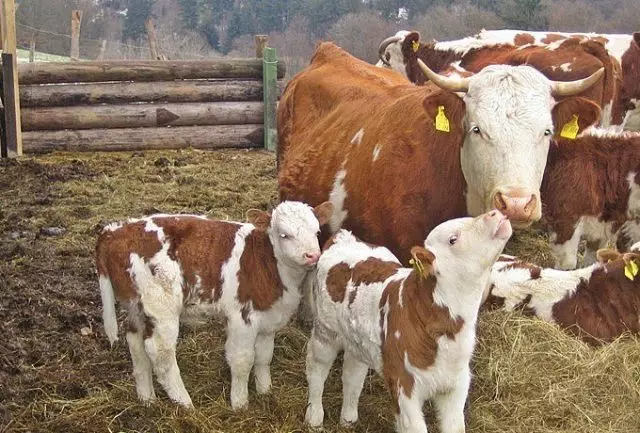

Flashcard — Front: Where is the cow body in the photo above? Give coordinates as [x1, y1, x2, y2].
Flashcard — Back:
[541, 126, 640, 269]
[485, 252, 640, 345]
[96, 201, 332, 408]
[306, 212, 512, 433]
[279, 42, 601, 264]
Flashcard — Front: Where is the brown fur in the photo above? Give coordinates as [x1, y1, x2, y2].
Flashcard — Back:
[514, 32, 536, 45]
[614, 33, 640, 126]
[501, 261, 542, 280]
[541, 33, 566, 44]
[326, 262, 351, 303]
[352, 257, 401, 286]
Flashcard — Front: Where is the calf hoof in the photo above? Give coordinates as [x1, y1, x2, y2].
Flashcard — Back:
[254, 372, 272, 395]
[304, 404, 324, 428]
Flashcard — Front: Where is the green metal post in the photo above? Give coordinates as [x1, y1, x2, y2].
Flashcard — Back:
[263, 47, 277, 152]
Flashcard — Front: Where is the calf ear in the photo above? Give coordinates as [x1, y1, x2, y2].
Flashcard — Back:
[246, 209, 271, 231]
[596, 248, 621, 263]
[409, 246, 435, 278]
[401, 31, 421, 57]
[313, 201, 334, 226]
[551, 97, 601, 139]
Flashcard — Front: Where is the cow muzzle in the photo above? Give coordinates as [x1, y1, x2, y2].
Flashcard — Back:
[491, 189, 540, 227]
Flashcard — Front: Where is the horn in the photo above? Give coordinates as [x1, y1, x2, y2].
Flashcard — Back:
[378, 35, 402, 66]
[417, 59, 470, 92]
[550, 67, 604, 97]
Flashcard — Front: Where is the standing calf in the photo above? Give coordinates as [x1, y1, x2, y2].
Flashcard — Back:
[306, 211, 512, 433]
[96, 201, 333, 408]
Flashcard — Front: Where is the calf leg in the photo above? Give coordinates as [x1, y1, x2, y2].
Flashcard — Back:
[144, 317, 193, 407]
[433, 369, 470, 433]
[254, 332, 275, 394]
[395, 389, 428, 433]
[339, 349, 369, 426]
[549, 221, 583, 270]
[305, 326, 341, 427]
[126, 329, 155, 404]
[225, 323, 257, 409]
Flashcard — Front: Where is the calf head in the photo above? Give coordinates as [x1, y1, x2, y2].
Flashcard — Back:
[418, 60, 604, 228]
[247, 201, 333, 269]
[620, 33, 640, 130]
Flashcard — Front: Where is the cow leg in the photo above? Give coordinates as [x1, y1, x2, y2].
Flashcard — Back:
[305, 326, 341, 427]
[584, 239, 607, 266]
[144, 317, 193, 407]
[225, 322, 257, 410]
[549, 220, 583, 270]
[254, 332, 275, 394]
[339, 349, 369, 426]
[433, 369, 470, 433]
[126, 328, 155, 404]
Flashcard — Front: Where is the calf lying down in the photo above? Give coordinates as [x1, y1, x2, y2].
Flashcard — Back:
[484, 248, 640, 345]
[306, 211, 512, 433]
[96, 200, 333, 408]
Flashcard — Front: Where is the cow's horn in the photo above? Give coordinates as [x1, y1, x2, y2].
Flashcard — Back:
[378, 35, 403, 66]
[550, 67, 604, 97]
[417, 59, 470, 92]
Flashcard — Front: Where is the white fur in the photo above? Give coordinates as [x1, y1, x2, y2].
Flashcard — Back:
[376, 30, 411, 77]
[372, 143, 383, 161]
[99, 275, 119, 345]
[329, 167, 349, 233]
[549, 219, 584, 270]
[623, 99, 640, 132]
[306, 213, 510, 433]
[351, 128, 365, 145]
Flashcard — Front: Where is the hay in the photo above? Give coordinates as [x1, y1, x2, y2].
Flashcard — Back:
[1, 149, 638, 433]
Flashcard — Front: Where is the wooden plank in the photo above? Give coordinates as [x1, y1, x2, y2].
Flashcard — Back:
[1, 0, 22, 156]
[11, 59, 287, 85]
[19, 79, 273, 107]
[70, 10, 82, 61]
[145, 18, 160, 60]
[21, 101, 264, 130]
[263, 47, 277, 152]
[22, 124, 264, 153]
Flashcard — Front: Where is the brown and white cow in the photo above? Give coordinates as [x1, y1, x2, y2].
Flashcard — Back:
[377, 31, 620, 127]
[540, 100, 640, 269]
[476, 29, 640, 131]
[279, 42, 602, 264]
[96, 200, 333, 408]
[484, 251, 640, 345]
[306, 211, 512, 432]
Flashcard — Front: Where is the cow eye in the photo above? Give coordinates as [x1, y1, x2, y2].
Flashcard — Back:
[449, 235, 458, 245]
[280, 233, 288, 239]
[472, 126, 480, 134]
[544, 128, 552, 136]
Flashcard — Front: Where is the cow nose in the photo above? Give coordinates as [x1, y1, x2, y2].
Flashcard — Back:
[303, 251, 321, 265]
[492, 192, 537, 223]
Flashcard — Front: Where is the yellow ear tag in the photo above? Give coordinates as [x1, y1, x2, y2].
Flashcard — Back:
[624, 259, 638, 280]
[409, 256, 426, 280]
[412, 40, 420, 53]
[435, 105, 450, 133]
[560, 114, 579, 139]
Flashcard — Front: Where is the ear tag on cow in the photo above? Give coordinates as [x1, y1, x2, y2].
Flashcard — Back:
[409, 255, 427, 280]
[624, 259, 638, 280]
[412, 40, 420, 53]
[560, 114, 579, 139]
[435, 105, 450, 133]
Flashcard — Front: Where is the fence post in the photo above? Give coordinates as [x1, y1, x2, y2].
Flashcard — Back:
[1, 0, 23, 157]
[255, 35, 267, 58]
[29, 39, 35, 62]
[262, 46, 277, 153]
[97, 39, 107, 60]
[145, 18, 160, 60]
[70, 10, 82, 61]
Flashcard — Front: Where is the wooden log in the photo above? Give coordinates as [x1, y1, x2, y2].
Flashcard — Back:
[19, 79, 277, 107]
[70, 10, 82, 61]
[22, 124, 263, 153]
[22, 101, 264, 130]
[12, 59, 286, 85]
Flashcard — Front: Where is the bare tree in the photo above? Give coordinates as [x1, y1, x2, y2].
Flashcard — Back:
[545, 0, 608, 32]
[412, 2, 504, 42]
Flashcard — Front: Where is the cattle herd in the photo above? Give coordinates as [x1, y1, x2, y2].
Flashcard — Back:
[96, 28, 640, 433]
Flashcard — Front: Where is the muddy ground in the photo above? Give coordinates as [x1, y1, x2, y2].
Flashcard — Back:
[1, 149, 638, 433]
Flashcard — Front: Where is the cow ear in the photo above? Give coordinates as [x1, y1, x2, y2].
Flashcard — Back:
[401, 31, 421, 57]
[246, 209, 271, 231]
[409, 246, 435, 278]
[313, 201, 334, 226]
[633, 32, 640, 48]
[552, 96, 601, 139]
[596, 248, 622, 264]
[423, 90, 466, 136]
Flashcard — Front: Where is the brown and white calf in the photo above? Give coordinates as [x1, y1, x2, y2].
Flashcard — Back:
[305, 211, 512, 433]
[484, 251, 640, 345]
[96, 200, 333, 408]
[541, 102, 640, 269]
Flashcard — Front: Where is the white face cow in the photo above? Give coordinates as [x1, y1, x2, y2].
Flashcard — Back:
[418, 60, 604, 228]
[376, 30, 411, 77]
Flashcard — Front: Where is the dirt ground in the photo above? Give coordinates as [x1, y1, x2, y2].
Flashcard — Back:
[1, 149, 638, 433]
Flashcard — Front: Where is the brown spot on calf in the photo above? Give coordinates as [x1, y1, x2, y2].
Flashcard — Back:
[237, 230, 283, 310]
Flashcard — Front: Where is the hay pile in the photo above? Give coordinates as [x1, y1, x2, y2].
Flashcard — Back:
[1, 149, 638, 433]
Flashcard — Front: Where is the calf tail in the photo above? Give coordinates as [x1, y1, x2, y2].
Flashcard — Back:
[99, 274, 119, 346]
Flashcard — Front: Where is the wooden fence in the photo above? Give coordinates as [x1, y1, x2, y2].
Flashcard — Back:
[0, 50, 285, 155]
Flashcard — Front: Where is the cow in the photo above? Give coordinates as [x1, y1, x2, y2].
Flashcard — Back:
[95, 200, 333, 408]
[539, 100, 640, 269]
[484, 250, 640, 345]
[305, 211, 512, 432]
[377, 31, 622, 128]
[278, 42, 603, 264]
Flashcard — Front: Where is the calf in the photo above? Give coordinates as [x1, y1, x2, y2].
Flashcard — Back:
[484, 251, 640, 345]
[541, 102, 640, 269]
[305, 211, 512, 433]
[96, 200, 333, 408]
